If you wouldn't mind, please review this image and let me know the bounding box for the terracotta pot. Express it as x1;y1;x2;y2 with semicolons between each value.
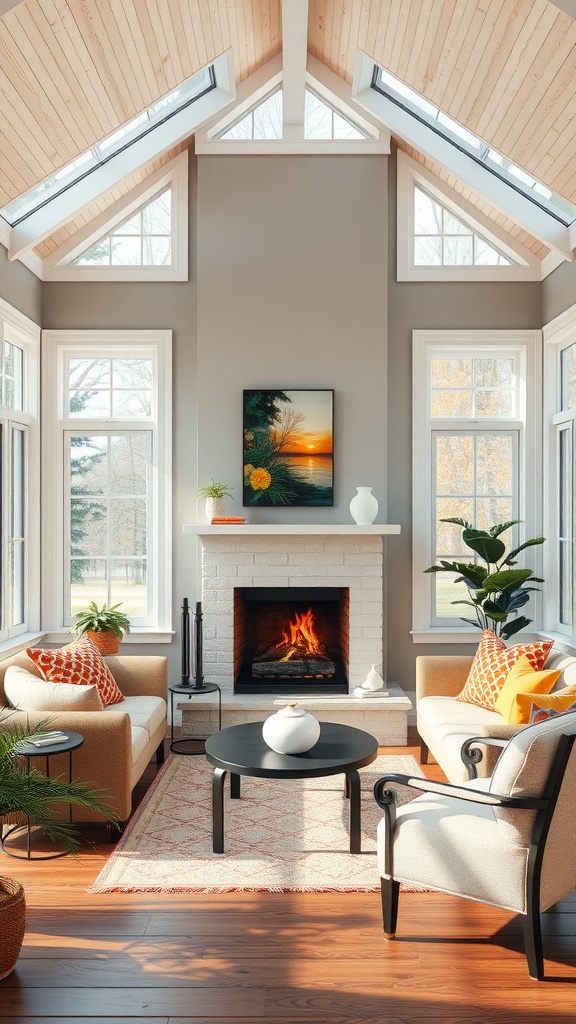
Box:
86;629;121;655
0;876;26;980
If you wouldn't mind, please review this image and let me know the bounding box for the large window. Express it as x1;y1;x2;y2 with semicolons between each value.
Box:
413;330;540;640
0;299;40;642
42;331;171;639
544;309;576;640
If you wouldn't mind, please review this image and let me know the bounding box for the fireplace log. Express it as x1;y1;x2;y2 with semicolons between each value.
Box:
252;656;335;677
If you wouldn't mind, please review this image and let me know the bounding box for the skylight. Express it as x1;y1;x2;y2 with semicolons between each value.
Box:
1;66;215;227
218;87;372;141
372;65;576;227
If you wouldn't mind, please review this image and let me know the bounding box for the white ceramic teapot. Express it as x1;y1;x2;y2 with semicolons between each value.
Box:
262;702;321;754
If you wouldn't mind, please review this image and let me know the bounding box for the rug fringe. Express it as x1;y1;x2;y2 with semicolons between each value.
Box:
88;883;382;894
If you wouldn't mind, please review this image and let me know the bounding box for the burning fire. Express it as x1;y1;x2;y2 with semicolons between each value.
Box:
276;608;325;661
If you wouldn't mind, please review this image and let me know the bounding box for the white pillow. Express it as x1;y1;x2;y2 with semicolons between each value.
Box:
4;664;104;712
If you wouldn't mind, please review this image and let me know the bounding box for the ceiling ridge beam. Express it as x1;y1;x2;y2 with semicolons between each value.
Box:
282;0;308;140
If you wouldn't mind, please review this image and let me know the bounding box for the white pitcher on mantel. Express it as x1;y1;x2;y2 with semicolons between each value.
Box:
349;486;378;525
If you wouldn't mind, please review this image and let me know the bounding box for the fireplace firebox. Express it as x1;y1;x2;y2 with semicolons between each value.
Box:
234;587;349;694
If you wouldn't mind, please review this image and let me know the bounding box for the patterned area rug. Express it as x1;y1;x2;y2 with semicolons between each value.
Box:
89;753;425;894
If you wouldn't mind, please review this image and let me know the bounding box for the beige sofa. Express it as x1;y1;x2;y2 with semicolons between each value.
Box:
416;648;576;783
0;651;168;827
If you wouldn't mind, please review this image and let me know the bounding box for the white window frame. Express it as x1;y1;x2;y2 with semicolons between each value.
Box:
41;329;172;642
397;152;542;282
543;303;576;645
43;152;188;282
412;329;542;643
0;297;40;643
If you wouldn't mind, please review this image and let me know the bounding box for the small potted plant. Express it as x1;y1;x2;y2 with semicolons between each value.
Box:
69;601;131;655
0;713;116;978
198;479;233;522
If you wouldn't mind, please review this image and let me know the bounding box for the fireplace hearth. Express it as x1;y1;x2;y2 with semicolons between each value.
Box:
234;587;349;695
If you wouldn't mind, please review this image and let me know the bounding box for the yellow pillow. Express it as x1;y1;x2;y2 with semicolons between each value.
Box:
516;690;576;725
495;654;561;724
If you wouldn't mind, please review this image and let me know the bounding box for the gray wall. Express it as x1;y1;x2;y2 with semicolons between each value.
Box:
542;259;576;325
0;242;42;324
42;152;390;681
386;147;543;693
196;155;389;523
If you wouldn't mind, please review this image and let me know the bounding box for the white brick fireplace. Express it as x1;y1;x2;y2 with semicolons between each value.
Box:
180;524;411;744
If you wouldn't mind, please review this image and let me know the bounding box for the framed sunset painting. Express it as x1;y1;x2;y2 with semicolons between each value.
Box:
243;389;334;507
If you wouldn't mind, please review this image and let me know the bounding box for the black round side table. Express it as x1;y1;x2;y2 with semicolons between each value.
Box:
169;681;222;754
1;731;84;860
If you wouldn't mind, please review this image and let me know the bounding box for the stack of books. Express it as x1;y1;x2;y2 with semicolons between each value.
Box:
211;515;247;524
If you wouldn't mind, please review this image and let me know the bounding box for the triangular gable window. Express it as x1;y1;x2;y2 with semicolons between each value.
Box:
414;186;513;267
305;90;370;140
218;88;372;142
220;90;283;140
43;150;188;282
73;188;172;267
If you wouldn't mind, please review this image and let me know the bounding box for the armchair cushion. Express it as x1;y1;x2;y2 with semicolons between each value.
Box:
27;635;125;707
489;709;576;846
377;778;530;912
4;664;104;712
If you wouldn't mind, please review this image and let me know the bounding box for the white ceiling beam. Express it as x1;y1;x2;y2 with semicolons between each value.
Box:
281;0;308;141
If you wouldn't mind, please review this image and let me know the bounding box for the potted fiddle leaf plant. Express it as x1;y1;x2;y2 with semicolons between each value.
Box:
69;601;131;655
0;713;116;979
424;518;545;639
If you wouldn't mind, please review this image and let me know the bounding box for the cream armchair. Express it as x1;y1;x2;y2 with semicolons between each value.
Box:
0;651;168;830
374;710;576;979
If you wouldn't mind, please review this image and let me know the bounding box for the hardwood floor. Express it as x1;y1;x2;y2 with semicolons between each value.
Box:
1;729;575;1023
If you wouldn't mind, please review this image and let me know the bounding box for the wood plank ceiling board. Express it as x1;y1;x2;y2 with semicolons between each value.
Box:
0;0;280;209
311;0;576;204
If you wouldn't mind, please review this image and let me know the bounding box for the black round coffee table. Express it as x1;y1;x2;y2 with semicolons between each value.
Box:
204;720;378;855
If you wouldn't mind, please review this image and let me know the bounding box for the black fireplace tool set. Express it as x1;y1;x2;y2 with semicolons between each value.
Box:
180;598;211;691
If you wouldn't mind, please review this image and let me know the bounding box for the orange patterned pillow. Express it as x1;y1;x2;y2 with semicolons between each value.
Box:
456;630;553;711
27;634;124;707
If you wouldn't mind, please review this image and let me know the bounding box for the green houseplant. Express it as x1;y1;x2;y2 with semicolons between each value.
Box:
0;713;116;978
69;601;131;655
198;479;233;521
424;518;545;639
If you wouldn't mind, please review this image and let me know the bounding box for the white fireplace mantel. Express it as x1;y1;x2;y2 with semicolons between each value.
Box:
182;524;401;535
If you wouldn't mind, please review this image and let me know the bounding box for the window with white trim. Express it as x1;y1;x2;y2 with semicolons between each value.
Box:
0;298;40;641
42;331;171;637
396;152;541;282
412;330;541;640
43;151;188;283
73;188;172;267
543;307;576;640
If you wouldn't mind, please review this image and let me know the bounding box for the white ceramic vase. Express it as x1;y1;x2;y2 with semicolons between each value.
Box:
205;496;225;522
262;703;321;754
362;663;384;691
349;486;378;525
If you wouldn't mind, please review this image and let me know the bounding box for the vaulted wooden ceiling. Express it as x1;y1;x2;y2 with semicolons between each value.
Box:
1;0;575;262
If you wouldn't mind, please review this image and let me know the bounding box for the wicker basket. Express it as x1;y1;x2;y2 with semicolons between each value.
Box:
86;629;121;655
0;876;26;980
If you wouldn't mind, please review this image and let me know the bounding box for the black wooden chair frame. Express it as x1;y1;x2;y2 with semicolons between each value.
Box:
374;730;576;980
